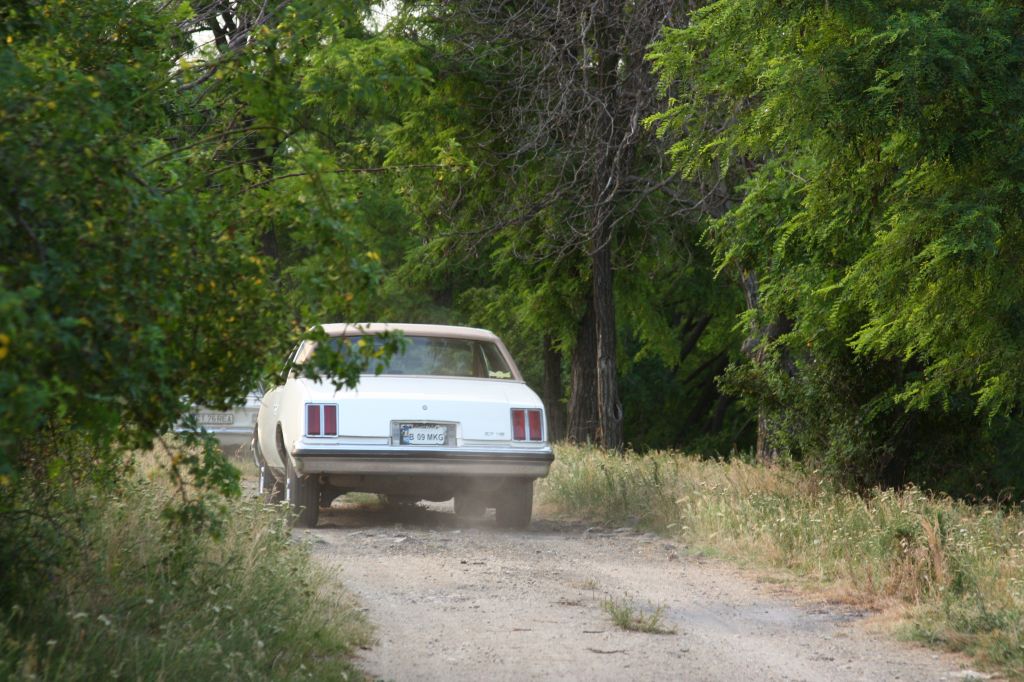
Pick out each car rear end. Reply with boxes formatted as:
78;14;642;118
286;375;553;481
282;325;552;527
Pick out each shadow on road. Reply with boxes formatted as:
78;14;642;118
314;496;588;536
317;499;462;530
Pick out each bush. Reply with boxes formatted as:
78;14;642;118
0;443;369;681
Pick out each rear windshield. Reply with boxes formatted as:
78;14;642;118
330;335;515;380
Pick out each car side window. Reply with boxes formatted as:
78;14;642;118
279;342;304;383
481;343;513;379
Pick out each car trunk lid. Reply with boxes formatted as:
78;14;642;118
308;376;540;442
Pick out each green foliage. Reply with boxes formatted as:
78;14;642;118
0;0;426;502
372;4;750;450
649;1;1024;490
2;0;252;471
372;8;589;382
615;227;749;452
0;447;370;680
602;596;676;635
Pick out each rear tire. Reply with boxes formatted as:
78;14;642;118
495;479;533;529
285;455;319;528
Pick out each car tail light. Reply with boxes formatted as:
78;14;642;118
511;409;526;440
511;408;543;442
307;404;320;435
323;404;337;436
528;410;542;441
306;403;338;437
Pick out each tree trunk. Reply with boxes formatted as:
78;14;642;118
708;394;733;433
754;413;781;465
587;0;626;451
591;235;623;450
567;297;599;443
542;334;566;442
739;269;791;464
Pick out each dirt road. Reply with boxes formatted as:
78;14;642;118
307;500;976;682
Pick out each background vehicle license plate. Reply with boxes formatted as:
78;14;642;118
197;413;234;425
400;424;447;445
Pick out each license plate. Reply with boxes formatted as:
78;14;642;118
197;413;234;425
400;424;447;445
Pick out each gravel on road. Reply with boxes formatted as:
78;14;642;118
306;499;976;682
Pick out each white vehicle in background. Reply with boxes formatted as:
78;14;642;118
253;323;554;528
179;392;261;457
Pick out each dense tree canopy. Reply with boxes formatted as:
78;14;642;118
1;0;413;488
378;0;748;451
4;0;1024;500
649;0;1024;491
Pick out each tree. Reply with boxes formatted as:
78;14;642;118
0;0;423;490
385;0;733;450
650;1;1024;490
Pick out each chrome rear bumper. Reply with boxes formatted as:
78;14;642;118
292;447;553;478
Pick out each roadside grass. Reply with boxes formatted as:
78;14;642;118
540;444;1024;677
602;596;676;635
0;451;371;681
340;492;386;508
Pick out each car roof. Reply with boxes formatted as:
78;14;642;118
318;323;501;342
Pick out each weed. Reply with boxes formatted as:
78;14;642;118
602;596;676;635
342;492;386;508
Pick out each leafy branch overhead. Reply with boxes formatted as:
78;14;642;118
0;0;427;486
4;0;1024;509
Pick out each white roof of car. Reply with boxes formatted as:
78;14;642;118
318;323;501;341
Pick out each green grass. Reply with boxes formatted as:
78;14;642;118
0;455;371;681
540;444;1024;678
602;596;676;634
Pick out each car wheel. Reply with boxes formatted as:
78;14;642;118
285;455;319;528
453;493;487;519
319;484;343;509
495;479;533;529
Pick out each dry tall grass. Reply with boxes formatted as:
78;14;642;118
540;445;1024;677
0;448;370;680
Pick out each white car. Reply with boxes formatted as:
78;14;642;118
178;392;262;457
253;323;554;528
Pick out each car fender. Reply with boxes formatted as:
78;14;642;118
257;386;285;471
277;378;327;455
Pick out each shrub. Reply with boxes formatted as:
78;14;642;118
0;444;369;681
